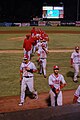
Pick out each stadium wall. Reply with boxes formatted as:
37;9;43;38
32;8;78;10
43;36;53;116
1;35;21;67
0;21;80;27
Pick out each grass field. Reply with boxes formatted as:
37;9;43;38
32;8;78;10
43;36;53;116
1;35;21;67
0;26;80;31
0;26;80;97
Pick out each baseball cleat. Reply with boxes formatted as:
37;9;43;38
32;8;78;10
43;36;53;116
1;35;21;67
18;102;23;106
77;75;79;78
34;95;38;100
34;91;38;100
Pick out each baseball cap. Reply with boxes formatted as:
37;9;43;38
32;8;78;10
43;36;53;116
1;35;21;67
32;27;35;29
26;34;30;37
53;65;59;70
75;46;79;50
23;55;28;60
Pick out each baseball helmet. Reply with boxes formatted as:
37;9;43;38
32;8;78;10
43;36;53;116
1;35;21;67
53;65;59;70
75;46;79;50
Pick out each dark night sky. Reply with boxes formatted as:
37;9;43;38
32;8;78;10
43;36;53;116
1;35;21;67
0;0;79;22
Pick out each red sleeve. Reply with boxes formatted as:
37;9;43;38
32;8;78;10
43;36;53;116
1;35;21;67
20;70;23;73
71;58;73;65
38;53;40;56
23;39;26;48
49;85;54;89
60;83;66;89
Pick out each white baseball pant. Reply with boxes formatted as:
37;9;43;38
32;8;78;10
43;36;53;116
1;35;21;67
49;90;62;107
20;77;35;103
73;64;80;81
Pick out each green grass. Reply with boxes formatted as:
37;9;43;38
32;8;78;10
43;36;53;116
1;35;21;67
0;34;24;50
0;26;80;31
0;26;80;97
0;52;80;97
48;34;80;49
0;33;80;50
0;53;23;96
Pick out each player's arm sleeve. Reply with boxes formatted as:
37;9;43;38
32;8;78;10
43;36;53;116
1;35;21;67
32;63;37;73
37;49;40;56
43;47;48;54
48;76;58;94
71;58;73;65
23;39;26;48
37;50;40;61
60;75;66;89
71;53;74;65
27;63;37;73
20;64;23;81
49;85;57;94
48;76;53;85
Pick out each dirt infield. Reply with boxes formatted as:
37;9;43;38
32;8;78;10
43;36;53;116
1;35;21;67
0;90;75;113
0;30;80;34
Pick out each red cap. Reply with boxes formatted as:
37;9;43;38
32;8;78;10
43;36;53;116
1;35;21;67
23;55;28;60
26;34;30;37
53;65;59;70
32;27;35;29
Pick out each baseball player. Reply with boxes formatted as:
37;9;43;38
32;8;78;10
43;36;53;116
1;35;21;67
19;55;38;106
31;27;36;36
36;39;43;51
42;39;48;50
73;85;80;103
71;46;80;82
23;35;32;60
37;43;48;78
48;65;66;107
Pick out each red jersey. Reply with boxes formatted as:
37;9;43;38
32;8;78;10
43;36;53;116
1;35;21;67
31;27;36;35
30;36;37;46
23;38;32;51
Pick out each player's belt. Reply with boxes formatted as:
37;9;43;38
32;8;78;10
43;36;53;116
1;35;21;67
23;76;33;78
40;58;46;59
74;62;80;64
